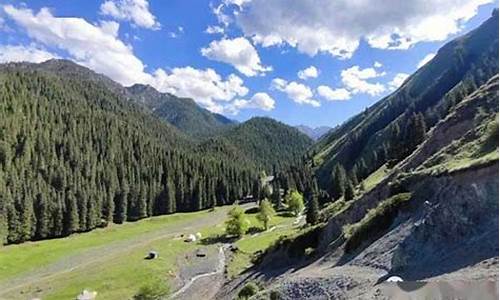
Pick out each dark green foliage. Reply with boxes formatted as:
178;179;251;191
330;164;347;200
305;188;319;225
238;282;259;299
203;117;313;172
0;61;259;244
127;84;235;138
344;179;355;201
344;193;412;253
312;12;499;186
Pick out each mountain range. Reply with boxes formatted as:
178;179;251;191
295;125;332;140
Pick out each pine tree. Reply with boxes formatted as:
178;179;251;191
344;179;355;201
330;164;347;200
306;189;319;225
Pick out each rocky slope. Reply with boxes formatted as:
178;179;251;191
216;13;499;300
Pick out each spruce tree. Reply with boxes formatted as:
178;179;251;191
330;164;347;200
306;189;319;225
344;179;355;201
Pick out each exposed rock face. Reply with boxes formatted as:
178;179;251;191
392;163;498;280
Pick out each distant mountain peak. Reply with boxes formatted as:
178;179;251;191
295;125;332;140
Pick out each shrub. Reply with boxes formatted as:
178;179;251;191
225;206;249;238
238;282;259;299
285;190;304;216
343;193;411;253
270;290;281;300
133;280;169;300
257;199;275;230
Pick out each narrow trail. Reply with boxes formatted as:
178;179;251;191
0;205;251;298
170;245;227;299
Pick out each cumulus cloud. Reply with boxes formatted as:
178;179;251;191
151;67;249;113
388;73;410;90
297;66;319;80
340;66;386;96
2;5;260;115
374;61;383;68
228;92;275;114
234;0;492;58
201;37;271;77
317;86;351;101
100;0;160;30
0;44;58;63
272;78;320;107
4;5;150;86
417;53;436;68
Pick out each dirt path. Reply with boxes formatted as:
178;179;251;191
0;204;251;298
170;245;227;299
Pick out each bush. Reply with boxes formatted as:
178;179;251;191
238;282;259;299
257;199;275;230
343;193;411;253
133;280;169;300
225;206;249;238
285;190;304;216
270;290;281;300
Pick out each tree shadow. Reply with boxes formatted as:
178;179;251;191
247;226;265;235
199;234;237;245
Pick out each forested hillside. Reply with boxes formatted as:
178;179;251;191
127;83;236;138
311;10;499;188
0;62;260;244
202;117;313;171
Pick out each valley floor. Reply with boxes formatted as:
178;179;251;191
0;202;301;300
0;204;249;300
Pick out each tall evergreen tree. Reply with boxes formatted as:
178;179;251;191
330;164;347;200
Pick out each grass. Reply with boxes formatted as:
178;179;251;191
0;209;211;281
360;164;389;192
226;212;298;278
0;208;227;300
0;205;300;299
418;115;498;174
343;193;412;253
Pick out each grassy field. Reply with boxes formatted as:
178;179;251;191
0;210;209;281
0;204;300;300
225;211;298;278
0;208;228;300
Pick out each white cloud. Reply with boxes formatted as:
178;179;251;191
3;5;260;115
272;78;320;107
341;66;386;96
224;0;252;8
297;66;318;80
317;86;351;101
151;67;249;113
100;0;160;30
234;0;492;58
3;5;151;86
168;26;184;38
374;61;383;68
201;37;271;77
417;53;436;68
212;3;231;27
388;73;410;90
229;92;275;114
205;25;225;35
0;44;58;63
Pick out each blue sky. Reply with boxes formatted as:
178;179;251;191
0;0;497;127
